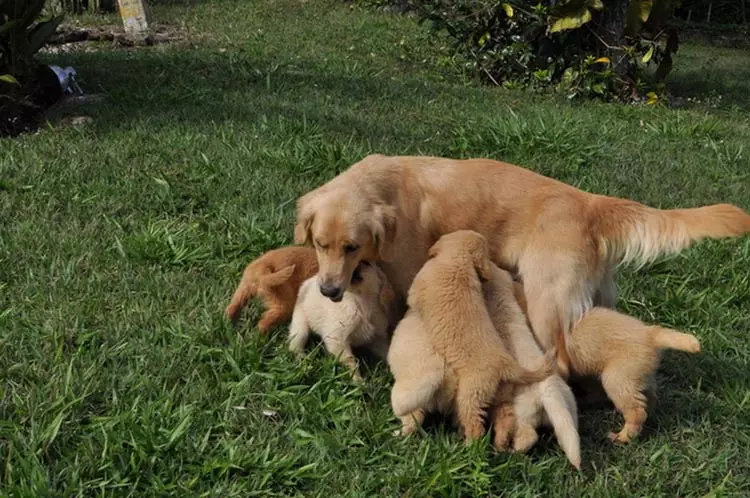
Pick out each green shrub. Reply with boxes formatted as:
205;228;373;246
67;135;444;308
390;0;680;101
0;0;64;136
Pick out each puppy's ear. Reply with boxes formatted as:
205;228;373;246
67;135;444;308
294;194;315;246
469;237;491;282
376;267;397;307
370;204;398;262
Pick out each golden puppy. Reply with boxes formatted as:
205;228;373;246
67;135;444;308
295;154;750;374
514;281;701;443
288;262;397;381
404;230;555;442
225;246;318;333
483;264;580;469
387;309;454;436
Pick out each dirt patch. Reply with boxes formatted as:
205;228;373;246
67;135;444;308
42;23;187;53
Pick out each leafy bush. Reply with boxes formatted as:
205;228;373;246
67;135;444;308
57;0;116;14
384;0;681;101
675;0;747;25
0;0;64;136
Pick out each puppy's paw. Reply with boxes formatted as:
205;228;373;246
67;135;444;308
512;426;539;453
608;430;633;444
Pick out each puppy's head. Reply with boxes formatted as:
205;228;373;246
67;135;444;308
295;189;397;302
427;230;491;282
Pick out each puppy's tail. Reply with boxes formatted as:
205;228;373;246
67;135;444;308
225;267;260;324
391;369;444;417
593;197;750;268
540;375;581;470
259;264;297;288
500;348;556;386
225;264;297;324
652;327;701;354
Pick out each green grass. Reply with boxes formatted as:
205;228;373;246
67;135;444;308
2;0;750;495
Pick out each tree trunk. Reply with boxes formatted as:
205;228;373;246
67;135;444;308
594;0;630;78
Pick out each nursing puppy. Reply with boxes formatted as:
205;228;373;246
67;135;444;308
405;230;555;442
483;264;580;469
387;309;454;436
295;154;750;374
225;246;318;333
514;281;701;443
288;262;398;382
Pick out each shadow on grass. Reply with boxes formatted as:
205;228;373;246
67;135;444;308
668;45;750;111
40;46;472;153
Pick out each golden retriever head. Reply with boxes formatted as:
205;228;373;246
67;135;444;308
294;189;397;301
427;230;491;282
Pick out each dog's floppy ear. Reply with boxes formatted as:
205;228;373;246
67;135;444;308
468;236;491;282
370;204;398;262
294;193;316;246
379;279;396;308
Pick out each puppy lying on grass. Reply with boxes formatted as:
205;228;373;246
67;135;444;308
514;281;701;443
225;246;318;333
288;261;398;382
398;230;555;443
483;263;580;469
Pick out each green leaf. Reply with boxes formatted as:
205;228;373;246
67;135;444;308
626;0;653;36
502;3;514;17
25;15;63;56
641;45;654;64
549;7;592;33
0;74;19;84
478;31;490;47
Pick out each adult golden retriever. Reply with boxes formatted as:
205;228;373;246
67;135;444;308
294;154;750;370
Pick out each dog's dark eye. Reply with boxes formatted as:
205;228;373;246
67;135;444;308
344;244;359;254
315;240;329;250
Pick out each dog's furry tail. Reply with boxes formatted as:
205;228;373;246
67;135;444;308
502;348;556;385
224;264;297;324
391;369;444;417
225;269;260;323
259;264;297;288
540;376;581;470
652;327;701;353
594;197;750;268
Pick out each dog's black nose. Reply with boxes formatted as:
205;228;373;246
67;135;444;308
320;283;343;301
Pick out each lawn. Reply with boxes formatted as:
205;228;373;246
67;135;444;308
1;0;749;496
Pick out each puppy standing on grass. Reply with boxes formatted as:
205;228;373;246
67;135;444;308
225;246;319;333
483;264;581;469
514;281;701;443
402;230;555;442
288;261;398;382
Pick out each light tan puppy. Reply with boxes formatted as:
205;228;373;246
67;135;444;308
483;264;580;469
514;282;701;443
404;230;555;442
225;246;319;333
295;154;750;374
387;309;454;436
288;262;398;381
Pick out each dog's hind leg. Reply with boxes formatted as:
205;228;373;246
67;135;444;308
455;374;497;443
601;368;649;443
490;383;516;450
258;303;290;334
519;249;597;377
